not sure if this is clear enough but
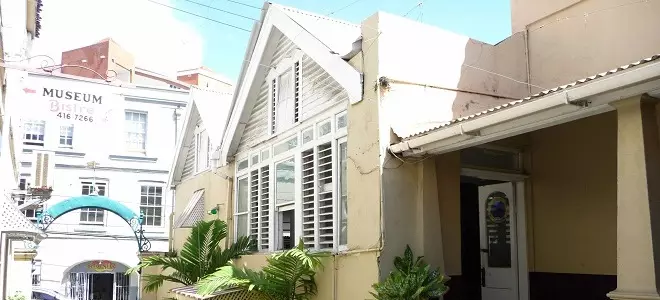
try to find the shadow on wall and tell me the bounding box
[375,9,531,284]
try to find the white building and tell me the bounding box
[0,0,48,299]
[7,69,191,300]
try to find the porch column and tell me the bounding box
[608,95,660,300]
[8,243,38,299]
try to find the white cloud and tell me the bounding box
[30,0,204,76]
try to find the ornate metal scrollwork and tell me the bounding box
[130,214,151,252]
[36,212,55,230]
[2,54,119,82]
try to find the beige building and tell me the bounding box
[147,1,660,300]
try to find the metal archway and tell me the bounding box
[36,195,151,252]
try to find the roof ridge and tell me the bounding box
[275,4,360,28]
[190,86,234,95]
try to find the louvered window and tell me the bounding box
[270,61,302,135]
[241,165,271,251]
[235,109,348,252]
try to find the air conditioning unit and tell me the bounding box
[32,151,54,188]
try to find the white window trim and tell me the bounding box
[79,181,108,226]
[139,184,166,228]
[23,120,46,145]
[336,136,348,251]
[125,110,148,153]
[235,105,348,253]
[59,124,74,148]
[234,175,250,241]
[267,49,304,137]
[193,124,211,175]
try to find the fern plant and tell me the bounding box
[127,219,255,292]
[371,245,449,300]
[6,292,26,300]
[196,239,328,300]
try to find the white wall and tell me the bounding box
[7,72,188,295]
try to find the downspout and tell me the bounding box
[224,175,233,250]
[1,234,9,300]
[524,27,532,95]
[168,187,175,252]
[173,106,181,145]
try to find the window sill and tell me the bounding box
[109,154,157,163]
[74,225,107,232]
[143,227,166,234]
[55,149,86,158]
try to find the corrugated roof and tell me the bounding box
[402,54,660,140]
[274,3,361,57]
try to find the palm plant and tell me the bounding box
[127,219,255,292]
[196,239,328,300]
[371,245,449,300]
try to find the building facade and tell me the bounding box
[0,0,47,299]
[7,69,188,300]
[154,1,660,300]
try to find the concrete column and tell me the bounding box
[7,242,37,299]
[608,96,660,300]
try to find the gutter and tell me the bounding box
[390,58,660,154]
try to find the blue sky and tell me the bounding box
[171,0,511,81]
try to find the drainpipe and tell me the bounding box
[1,233,7,300]
[172,106,181,145]
[524,27,532,95]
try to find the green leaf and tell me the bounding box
[127,220,254,292]
[197,238,327,300]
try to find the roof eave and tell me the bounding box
[167,95,197,187]
[391,57,660,156]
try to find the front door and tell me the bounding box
[479,182,518,300]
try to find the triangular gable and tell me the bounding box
[1,195,44,239]
[167,88,233,186]
[219,3,363,164]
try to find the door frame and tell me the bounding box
[461,167,529,300]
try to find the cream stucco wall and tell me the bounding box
[152,166,234,300]
[528,112,617,274]
[521,0,660,94]
[435,112,617,276]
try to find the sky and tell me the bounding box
[31,0,511,81]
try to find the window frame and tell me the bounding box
[23,120,46,146]
[124,110,148,152]
[194,125,211,174]
[79,181,108,225]
[233,175,250,241]
[235,106,348,253]
[139,185,165,227]
[59,124,74,148]
[267,50,303,137]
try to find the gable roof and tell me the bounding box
[219,3,363,164]
[168,87,234,186]
[1,195,45,240]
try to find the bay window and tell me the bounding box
[235,109,348,252]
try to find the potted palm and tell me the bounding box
[127,219,255,292]
[371,245,449,300]
[196,240,328,300]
